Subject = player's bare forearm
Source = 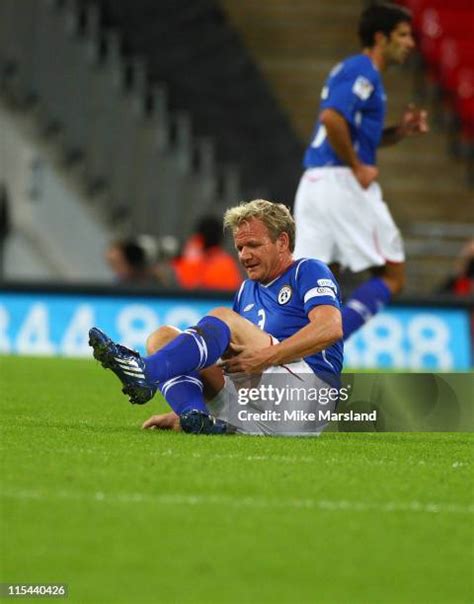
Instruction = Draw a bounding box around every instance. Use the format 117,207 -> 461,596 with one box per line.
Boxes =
269,306 -> 342,365
381,105 -> 429,147
225,306 -> 342,373
380,126 -> 403,146
320,109 -> 359,168
321,109 -> 378,188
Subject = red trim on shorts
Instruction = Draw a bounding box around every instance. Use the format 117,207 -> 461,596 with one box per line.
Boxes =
281,364 -> 305,381
269,335 -> 304,382
372,230 -> 403,265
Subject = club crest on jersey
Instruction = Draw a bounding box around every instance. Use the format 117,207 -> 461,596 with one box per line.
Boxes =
352,76 -> 373,100
278,285 -> 292,305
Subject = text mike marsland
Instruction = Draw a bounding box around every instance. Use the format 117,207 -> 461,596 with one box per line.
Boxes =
237,409 -> 377,422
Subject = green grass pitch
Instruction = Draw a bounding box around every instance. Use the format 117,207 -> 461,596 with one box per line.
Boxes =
1,356 -> 473,604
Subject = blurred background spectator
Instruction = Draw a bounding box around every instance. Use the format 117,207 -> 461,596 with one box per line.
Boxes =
173,214 -> 243,291
106,234 -> 178,287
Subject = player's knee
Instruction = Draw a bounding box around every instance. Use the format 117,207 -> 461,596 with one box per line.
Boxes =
394,272 -> 406,294
383,266 -> 406,295
146,325 -> 180,354
207,306 -> 235,324
394,267 -> 406,294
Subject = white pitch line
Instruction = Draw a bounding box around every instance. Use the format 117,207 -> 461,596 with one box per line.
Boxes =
1,488 -> 472,515
1,445 -> 469,469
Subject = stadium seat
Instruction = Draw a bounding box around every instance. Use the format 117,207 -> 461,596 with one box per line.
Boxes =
420,9 -> 474,71
455,75 -> 474,139
439,39 -> 474,95
399,0 -> 474,31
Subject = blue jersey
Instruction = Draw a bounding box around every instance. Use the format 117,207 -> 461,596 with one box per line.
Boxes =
233,259 -> 344,379
304,54 -> 386,168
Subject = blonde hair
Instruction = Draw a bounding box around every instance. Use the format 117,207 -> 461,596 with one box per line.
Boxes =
223,199 -> 295,252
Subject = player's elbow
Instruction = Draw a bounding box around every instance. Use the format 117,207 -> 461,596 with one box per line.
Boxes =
309,306 -> 343,346
331,325 -> 344,345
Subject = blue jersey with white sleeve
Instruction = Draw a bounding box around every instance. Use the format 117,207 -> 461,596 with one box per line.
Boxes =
233,258 -> 343,379
304,54 -> 386,167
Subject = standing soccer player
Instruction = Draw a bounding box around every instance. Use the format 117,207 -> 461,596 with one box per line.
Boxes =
294,2 -> 428,340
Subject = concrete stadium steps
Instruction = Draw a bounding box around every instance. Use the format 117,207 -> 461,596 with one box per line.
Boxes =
0,98 -> 114,281
220,0 -> 360,140
97,0 -> 304,204
220,0 -> 361,53
258,58 -> 334,140
385,188 -> 473,223
405,258 -> 454,293
0,0 -> 234,242
403,224 -> 472,294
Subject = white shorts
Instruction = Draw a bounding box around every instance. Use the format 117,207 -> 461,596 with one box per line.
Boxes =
206,359 -> 338,436
294,167 -> 405,272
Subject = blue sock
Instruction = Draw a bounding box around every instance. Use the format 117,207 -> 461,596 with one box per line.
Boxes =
159,371 -> 208,415
143,315 -> 231,384
342,277 -> 392,341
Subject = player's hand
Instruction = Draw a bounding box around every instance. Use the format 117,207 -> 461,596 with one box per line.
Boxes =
142,412 -> 180,431
398,104 -> 429,137
222,343 -> 274,374
352,163 -> 379,189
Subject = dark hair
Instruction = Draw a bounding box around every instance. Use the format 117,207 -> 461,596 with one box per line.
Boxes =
358,2 -> 412,47
121,240 -> 148,269
196,215 -> 223,249
111,235 -> 159,269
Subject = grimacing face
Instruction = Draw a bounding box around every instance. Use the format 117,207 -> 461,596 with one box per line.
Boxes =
233,218 -> 290,284
382,21 -> 415,65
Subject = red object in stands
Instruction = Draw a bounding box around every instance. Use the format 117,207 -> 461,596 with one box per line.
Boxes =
399,0 -> 474,31
173,234 -> 243,291
397,0 -> 474,139
420,9 -> 474,70
440,39 -> 474,94
453,275 -> 474,296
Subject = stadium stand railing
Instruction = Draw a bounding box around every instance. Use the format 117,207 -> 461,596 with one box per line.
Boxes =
0,98 -> 115,282
0,0 -> 241,240
94,0 -> 304,204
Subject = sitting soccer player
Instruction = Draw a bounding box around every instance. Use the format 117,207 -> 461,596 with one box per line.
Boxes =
89,200 -> 344,435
